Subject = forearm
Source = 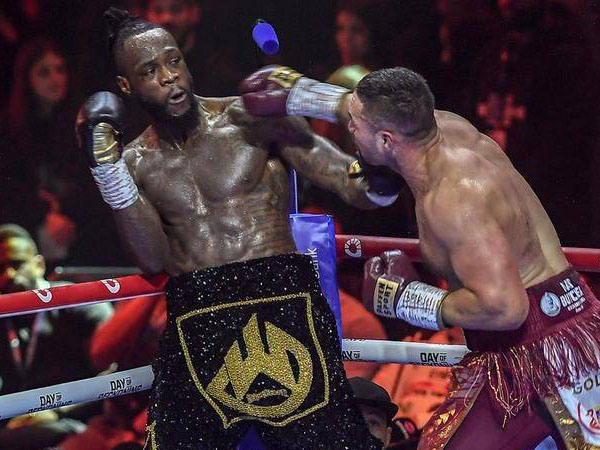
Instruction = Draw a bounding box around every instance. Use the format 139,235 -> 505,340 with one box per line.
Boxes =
441,288 -> 526,331
335,93 -> 352,127
282,136 -> 376,209
113,198 -> 170,274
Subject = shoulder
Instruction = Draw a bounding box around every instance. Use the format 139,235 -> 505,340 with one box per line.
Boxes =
200,95 -> 240,115
424,169 -> 493,239
122,128 -> 159,178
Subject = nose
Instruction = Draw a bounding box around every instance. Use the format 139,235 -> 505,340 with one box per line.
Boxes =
159,66 -> 179,86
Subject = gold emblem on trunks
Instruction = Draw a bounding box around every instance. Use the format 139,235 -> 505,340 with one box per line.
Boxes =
267,66 -> 303,88
176,292 -> 329,429
206,313 -> 313,416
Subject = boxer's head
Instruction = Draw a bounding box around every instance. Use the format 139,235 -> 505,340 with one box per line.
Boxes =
350,67 -> 435,167
0,225 -> 45,294
105,8 -> 197,129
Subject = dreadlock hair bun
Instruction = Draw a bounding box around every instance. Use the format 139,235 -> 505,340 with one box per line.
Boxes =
104,7 -> 160,63
104,7 -> 140,52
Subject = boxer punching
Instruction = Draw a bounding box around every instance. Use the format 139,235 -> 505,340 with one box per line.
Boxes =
241,66 -> 600,449
75,8 -> 402,450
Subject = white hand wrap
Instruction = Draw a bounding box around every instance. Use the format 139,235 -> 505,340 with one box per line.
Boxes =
396,281 -> 448,330
90,159 -> 139,210
286,77 -> 350,123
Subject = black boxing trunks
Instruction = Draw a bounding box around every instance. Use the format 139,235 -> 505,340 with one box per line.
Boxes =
143,253 -> 382,450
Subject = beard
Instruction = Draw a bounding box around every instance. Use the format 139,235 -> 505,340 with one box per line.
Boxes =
136,82 -> 199,133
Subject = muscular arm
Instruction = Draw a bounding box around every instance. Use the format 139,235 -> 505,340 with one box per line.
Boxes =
267,116 -> 377,209
113,149 -> 170,274
428,187 -> 529,331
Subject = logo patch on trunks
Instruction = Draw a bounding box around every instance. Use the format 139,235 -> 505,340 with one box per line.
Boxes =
540,292 -> 561,317
176,292 -> 329,429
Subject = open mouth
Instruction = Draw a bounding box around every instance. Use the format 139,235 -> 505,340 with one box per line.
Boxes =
168,90 -> 187,104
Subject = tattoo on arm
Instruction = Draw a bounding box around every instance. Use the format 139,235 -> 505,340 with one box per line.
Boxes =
273,117 -> 374,209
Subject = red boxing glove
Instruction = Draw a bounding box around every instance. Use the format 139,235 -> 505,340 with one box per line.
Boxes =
362,250 -> 448,330
239,65 -> 300,116
240,65 -> 350,122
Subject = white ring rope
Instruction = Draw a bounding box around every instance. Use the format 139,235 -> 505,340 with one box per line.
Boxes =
0,339 -> 469,420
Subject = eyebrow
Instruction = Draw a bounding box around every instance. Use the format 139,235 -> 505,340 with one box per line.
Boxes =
137,47 -> 180,70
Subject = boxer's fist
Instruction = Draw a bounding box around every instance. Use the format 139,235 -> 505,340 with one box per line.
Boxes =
239,65 -> 303,116
75,91 -> 125,167
348,153 -> 403,206
240,65 -> 350,122
362,250 -> 419,318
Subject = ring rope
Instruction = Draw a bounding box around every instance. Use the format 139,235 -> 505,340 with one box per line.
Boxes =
0,234 -> 593,418
0,339 -> 469,420
1,235 -> 599,317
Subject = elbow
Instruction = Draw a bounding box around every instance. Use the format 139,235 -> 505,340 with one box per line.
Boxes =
483,297 -> 529,331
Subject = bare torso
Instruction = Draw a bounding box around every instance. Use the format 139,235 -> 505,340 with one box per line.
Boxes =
417,110 -> 569,290
124,96 -> 296,275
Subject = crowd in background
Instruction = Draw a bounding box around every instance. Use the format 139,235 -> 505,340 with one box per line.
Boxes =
1,0 -> 600,449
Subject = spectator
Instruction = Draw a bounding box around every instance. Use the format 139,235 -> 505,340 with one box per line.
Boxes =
313,1 -> 384,155
304,3 -> 416,239
0,224 -> 113,449
0,37 -> 79,250
348,376 -> 398,449
0,37 -> 127,267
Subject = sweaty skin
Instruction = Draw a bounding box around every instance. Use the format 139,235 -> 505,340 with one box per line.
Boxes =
112,29 -> 375,275
346,95 -> 569,331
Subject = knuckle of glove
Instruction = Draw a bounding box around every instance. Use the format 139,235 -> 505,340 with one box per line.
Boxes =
367,166 -> 403,196
239,65 -> 283,94
365,256 -> 384,279
354,153 -> 402,196
76,91 -> 125,167
241,90 -> 288,116
382,250 -> 418,280
78,91 -> 125,130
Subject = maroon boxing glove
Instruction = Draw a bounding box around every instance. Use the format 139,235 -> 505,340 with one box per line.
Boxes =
240,65 -> 350,122
362,250 -> 448,330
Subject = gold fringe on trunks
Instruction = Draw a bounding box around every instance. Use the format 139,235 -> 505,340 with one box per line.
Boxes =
464,306 -> 600,420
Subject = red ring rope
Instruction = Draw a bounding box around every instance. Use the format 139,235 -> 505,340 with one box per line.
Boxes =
1,235 -> 598,317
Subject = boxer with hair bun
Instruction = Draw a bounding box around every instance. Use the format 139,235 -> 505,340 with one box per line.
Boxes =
75,7 -> 401,450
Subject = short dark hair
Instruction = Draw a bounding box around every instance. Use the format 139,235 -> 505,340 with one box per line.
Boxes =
0,224 -> 38,253
356,67 -> 435,139
104,7 -> 162,69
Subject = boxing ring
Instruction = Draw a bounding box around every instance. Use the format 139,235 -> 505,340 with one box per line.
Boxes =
1,235 -> 599,420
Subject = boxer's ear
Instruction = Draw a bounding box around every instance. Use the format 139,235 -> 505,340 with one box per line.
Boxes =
117,76 -> 132,95
376,130 -> 394,151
